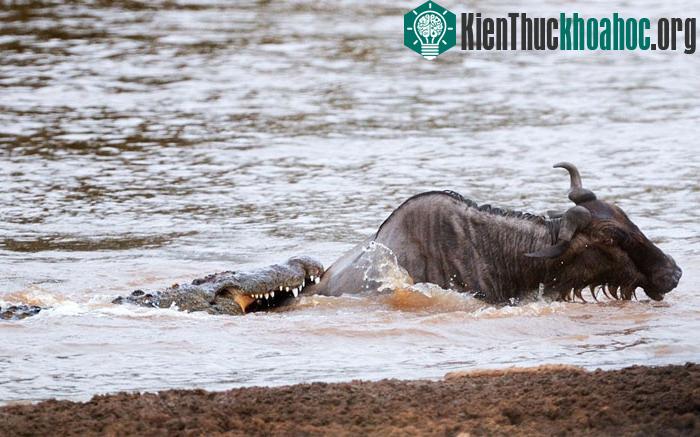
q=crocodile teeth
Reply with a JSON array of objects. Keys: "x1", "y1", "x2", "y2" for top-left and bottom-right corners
[
  {"x1": 292, "y1": 288, "x2": 299, "y2": 298},
  {"x1": 279, "y1": 286, "x2": 283, "y2": 291},
  {"x1": 271, "y1": 291, "x2": 275, "y2": 298},
  {"x1": 314, "y1": 277, "x2": 320, "y2": 284},
  {"x1": 264, "y1": 293, "x2": 270, "y2": 299},
  {"x1": 285, "y1": 287, "x2": 290, "y2": 292},
  {"x1": 310, "y1": 275, "x2": 315, "y2": 281}
]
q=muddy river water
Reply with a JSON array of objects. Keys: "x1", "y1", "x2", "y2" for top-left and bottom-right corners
[{"x1": 1, "y1": 0, "x2": 699, "y2": 403}]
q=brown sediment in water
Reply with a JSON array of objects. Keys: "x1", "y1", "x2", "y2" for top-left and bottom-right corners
[{"x1": 1, "y1": 364, "x2": 698, "y2": 436}]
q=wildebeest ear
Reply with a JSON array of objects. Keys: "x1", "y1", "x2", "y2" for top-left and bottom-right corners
[{"x1": 525, "y1": 206, "x2": 592, "y2": 258}]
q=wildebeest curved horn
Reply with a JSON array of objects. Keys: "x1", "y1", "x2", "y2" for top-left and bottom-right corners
[
  {"x1": 553, "y1": 162, "x2": 597, "y2": 204},
  {"x1": 525, "y1": 206, "x2": 592, "y2": 258},
  {"x1": 525, "y1": 240, "x2": 569, "y2": 258}
]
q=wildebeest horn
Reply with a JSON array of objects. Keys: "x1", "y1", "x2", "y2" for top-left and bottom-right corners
[
  {"x1": 525, "y1": 206, "x2": 592, "y2": 258},
  {"x1": 553, "y1": 162, "x2": 597, "y2": 204}
]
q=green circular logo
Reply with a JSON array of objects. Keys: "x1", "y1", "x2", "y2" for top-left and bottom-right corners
[{"x1": 404, "y1": 1, "x2": 457, "y2": 60}]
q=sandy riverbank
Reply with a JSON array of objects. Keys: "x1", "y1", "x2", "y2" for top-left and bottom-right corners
[{"x1": 1, "y1": 364, "x2": 697, "y2": 436}]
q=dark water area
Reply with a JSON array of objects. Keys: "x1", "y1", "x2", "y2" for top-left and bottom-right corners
[{"x1": 1, "y1": 0, "x2": 699, "y2": 403}]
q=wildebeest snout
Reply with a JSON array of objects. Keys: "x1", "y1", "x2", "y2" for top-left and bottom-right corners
[{"x1": 648, "y1": 256, "x2": 682, "y2": 296}]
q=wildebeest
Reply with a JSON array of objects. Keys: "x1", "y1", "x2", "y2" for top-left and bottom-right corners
[{"x1": 115, "y1": 162, "x2": 681, "y2": 315}]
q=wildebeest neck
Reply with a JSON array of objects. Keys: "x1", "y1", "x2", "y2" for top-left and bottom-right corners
[{"x1": 455, "y1": 200, "x2": 562, "y2": 301}]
